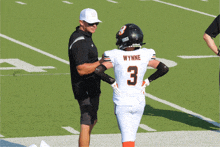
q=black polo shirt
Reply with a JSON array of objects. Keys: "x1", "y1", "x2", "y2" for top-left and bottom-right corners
[
  {"x1": 68, "y1": 26, "x2": 101, "y2": 98},
  {"x1": 205, "y1": 15, "x2": 220, "y2": 38}
]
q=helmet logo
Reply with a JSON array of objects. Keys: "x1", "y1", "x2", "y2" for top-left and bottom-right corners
[
  {"x1": 118, "y1": 25, "x2": 127, "y2": 36},
  {"x1": 122, "y1": 37, "x2": 129, "y2": 42}
]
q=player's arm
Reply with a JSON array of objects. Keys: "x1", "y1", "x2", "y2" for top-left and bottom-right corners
[
  {"x1": 94, "y1": 62, "x2": 115, "y2": 84},
  {"x1": 148, "y1": 60, "x2": 169, "y2": 82},
  {"x1": 143, "y1": 60, "x2": 169, "y2": 86},
  {"x1": 94, "y1": 52, "x2": 120, "y2": 95},
  {"x1": 94, "y1": 62, "x2": 120, "y2": 94}
]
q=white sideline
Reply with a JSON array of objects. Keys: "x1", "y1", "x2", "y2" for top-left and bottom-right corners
[
  {"x1": 2, "y1": 131, "x2": 220, "y2": 147},
  {"x1": 0, "y1": 34, "x2": 69, "y2": 65},
  {"x1": 145, "y1": 93, "x2": 220, "y2": 128},
  {"x1": 153, "y1": 0, "x2": 216, "y2": 18}
]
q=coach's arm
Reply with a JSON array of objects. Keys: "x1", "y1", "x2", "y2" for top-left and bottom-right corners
[{"x1": 203, "y1": 33, "x2": 220, "y2": 56}]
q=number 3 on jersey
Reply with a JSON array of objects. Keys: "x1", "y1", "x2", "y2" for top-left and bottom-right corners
[{"x1": 127, "y1": 66, "x2": 138, "y2": 86}]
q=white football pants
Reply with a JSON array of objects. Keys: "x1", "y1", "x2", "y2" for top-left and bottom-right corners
[{"x1": 114, "y1": 101, "x2": 145, "y2": 143}]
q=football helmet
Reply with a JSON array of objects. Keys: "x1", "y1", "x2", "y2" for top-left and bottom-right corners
[{"x1": 116, "y1": 23, "x2": 145, "y2": 50}]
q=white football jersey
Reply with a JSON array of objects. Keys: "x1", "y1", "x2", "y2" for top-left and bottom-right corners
[{"x1": 104, "y1": 48, "x2": 156, "y2": 105}]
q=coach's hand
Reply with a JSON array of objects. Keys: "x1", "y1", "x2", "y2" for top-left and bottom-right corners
[
  {"x1": 99, "y1": 54, "x2": 105, "y2": 64},
  {"x1": 111, "y1": 81, "x2": 120, "y2": 95}
]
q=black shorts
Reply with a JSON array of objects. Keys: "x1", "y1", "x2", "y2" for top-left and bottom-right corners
[
  {"x1": 77, "y1": 95, "x2": 100, "y2": 125},
  {"x1": 72, "y1": 78, "x2": 101, "y2": 100}
]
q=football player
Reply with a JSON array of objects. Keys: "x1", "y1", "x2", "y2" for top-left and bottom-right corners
[{"x1": 95, "y1": 23, "x2": 169, "y2": 147}]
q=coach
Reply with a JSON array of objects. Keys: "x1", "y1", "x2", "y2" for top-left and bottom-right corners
[
  {"x1": 203, "y1": 15, "x2": 220, "y2": 56},
  {"x1": 68, "y1": 8, "x2": 103, "y2": 147}
]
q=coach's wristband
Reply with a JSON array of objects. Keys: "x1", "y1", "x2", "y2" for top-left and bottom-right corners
[{"x1": 218, "y1": 49, "x2": 220, "y2": 56}]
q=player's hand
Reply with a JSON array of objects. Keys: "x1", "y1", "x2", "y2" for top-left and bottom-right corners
[
  {"x1": 141, "y1": 79, "x2": 150, "y2": 94},
  {"x1": 111, "y1": 81, "x2": 120, "y2": 95},
  {"x1": 142, "y1": 78, "x2": 150, "y2": 87}
]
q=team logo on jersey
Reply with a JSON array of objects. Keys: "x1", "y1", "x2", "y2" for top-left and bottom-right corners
[
  {"x1": 118, "y1": 25, "x2": 127, "y2": 36},
  {"x1": 91, "y1": 44, "x2": 94, "y2": 47}
]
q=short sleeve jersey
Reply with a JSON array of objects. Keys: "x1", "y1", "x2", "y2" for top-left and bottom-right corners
[
  {"x1": 68, "y1": 26, "x2": 100, "y2": 84},
  {"x1": 104, "y1": 48, "x2": 156, "y2": 105},
  {"x1": 205, "y1": 15, "x2": 220, "y2": 38}
]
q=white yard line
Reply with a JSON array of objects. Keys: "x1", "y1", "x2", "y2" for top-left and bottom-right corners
[
  {"x1": 107, "y1": 0, "x2": 118, "y2": 3},
  {"x1": 62, "y1": 1, "x2": 73, "y2": 4},
  {"x1": 178, "y1": 55, "x2": 219, "y2": 59},
  {"x1": 0, "y1": 73, "x2": 70, "y2": 77},
  {"x1": 62, "y1": 126, "x2": 80, "y2": 134},
  {"x1": 145, "y1": 93, "x2": 220, "y2": 128},
  {"x1": 0, "y1": 134, "x2": 5, "y2": 137},
  {"x1": 0, "y1": 34, "x2": 69, "y2": 65},
  {"x1": 139, "y1": 124, "x2": 157, "y2": 131},
  {"x1": 15, "y1": 1, "x2": 26, "y2": 5},
  {"x1": 153, "y1": 0, "x2": 216, "y2": 18}
]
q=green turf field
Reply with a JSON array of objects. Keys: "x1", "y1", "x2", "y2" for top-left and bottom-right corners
[{"x1": 0, "y1": 0, "x2": 219, "y2": 141}]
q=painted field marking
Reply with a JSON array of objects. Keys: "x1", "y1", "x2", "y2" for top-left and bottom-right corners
[
  {"x1": 3, "y1": 131, "x2": 220, "y2": 146},
  {"x1": 15, "y1": 1, "x2": 26, "y2": 5},
  {"x1": 178, "y1": 55, "x2": 219, "y2": 59},
  {"x1": 0, "y1": 34, "x2": 69, "y2": 65},
  {"x1": 153, "y1": 0, "x2": 216, "y2": 18},
  {"x1": 201, "y1": 0, "x2": 208, "y2": 1},
  {"x1": 62, "y1": 1, "x2": 73, "y2": 4},
  {"x1": 139, "y1": 124, "x2": 157, "y2": 131},
  {"x1": 0, "y1": 73, "x2": 70, "y2": 77},
  {"x1": 145, "y1": 93, "x2": 220, "y2": 128},
  {"x1": 107, "y1": 0, "x2": 118, "y2": 3},
  {"x1": 62, "y1": 126, "x2": 80, "y2": 134},
  {"x1": 0, "y1": 59, "x2": 55, "y2": 72},
  {"x1": 0, "y1": 134, "x2": 5, "y2": 137}
]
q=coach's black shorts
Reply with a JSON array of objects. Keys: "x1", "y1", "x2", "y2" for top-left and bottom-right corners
[
  {"x1": 77, "y1": 95, "x2": 100, "y2": 125},
  {"x1": 72, "y1": 77, "x2": 101, "y2": 100}
]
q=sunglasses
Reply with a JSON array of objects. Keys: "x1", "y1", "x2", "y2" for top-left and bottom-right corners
[{"x1": 87, "y1": 22, "x2": 99, "y2": 26}]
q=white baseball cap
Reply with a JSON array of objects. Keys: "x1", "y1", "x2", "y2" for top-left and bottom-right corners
[{"x1": 80, "y1": 8, "x2": 102, "y2": 23}]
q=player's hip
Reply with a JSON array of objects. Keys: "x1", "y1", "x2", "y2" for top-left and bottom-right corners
[
  {"x1": 114, "y1": 100, "x2": 145, "y2": 114},
  {"x1": 113, "y1": 94, "x2": 145, "y2": 105}
]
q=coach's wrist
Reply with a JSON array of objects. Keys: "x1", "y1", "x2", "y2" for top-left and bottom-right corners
[{"x1": 217, "y1": 49, "x2": 220, "y2": 56}]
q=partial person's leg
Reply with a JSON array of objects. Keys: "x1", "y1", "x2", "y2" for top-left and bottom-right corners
[
  {"x1": 78, "y1": 95, "x2": 99, "y2": 147},
  {"x1": 79, "y1": 124, "x2": 91, "y2": 147},
  {"x1": 79, "y1": 120, "x2": 96, "y2": 147},
  {"x1": 115, "y1": 102, "x2": 145, "y2": 147},
  {"x1": 123, "y1": 102, "x2": 145, "y2": 147},
  {"x1": 115, "y1": 105, "x2": 135, "y2": 147},
  {"x1": 122, "y1": 141, "x2": 135, "y2": 147}
]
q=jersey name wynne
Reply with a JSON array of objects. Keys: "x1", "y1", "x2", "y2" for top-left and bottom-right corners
[{"x1": 123, "y1": 55, "x2": 141, "y2": 61}]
